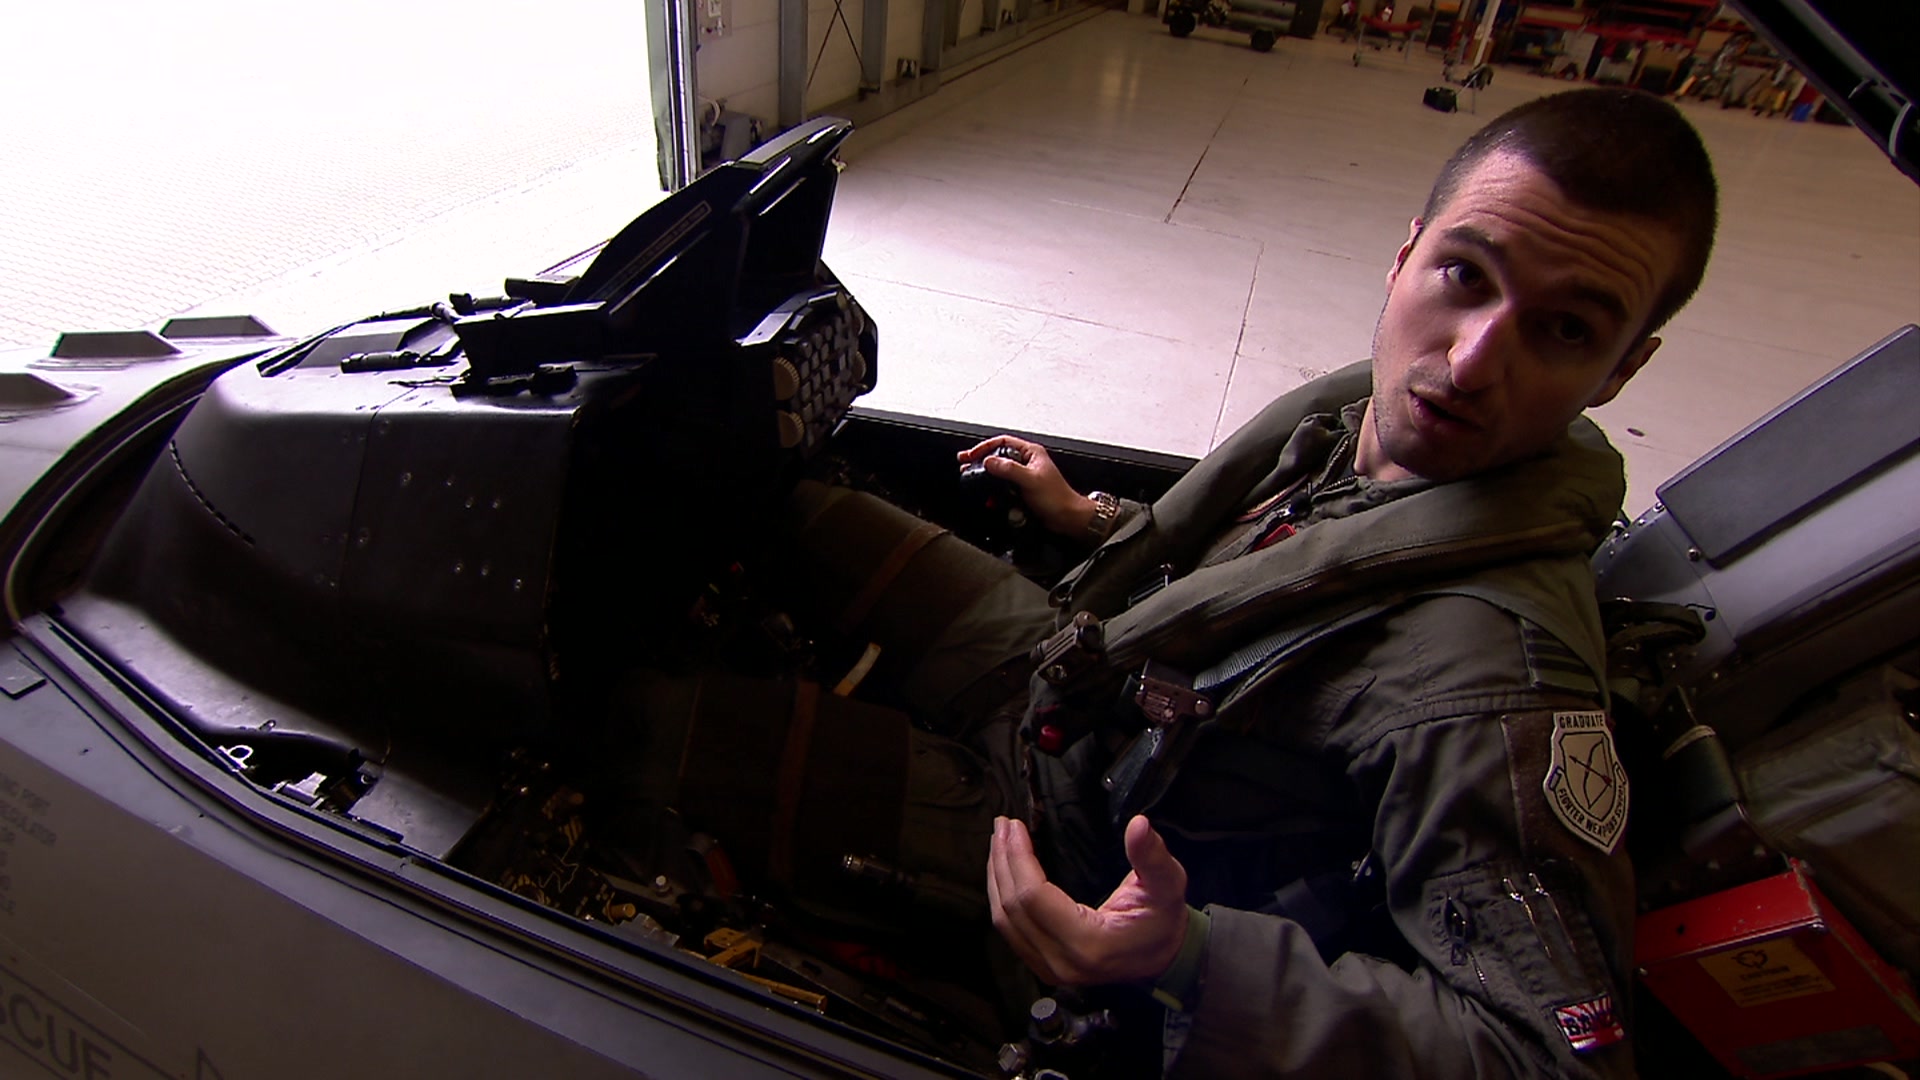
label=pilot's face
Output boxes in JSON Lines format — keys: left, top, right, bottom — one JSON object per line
{"left": 1359, "top": 150, "right": 1680, "bottom": 483}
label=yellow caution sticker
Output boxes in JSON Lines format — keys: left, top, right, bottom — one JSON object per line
{"left": 1697, "top": 937, "right": 1838, "bottom": 1007}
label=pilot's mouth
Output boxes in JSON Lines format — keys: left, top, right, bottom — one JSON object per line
{"left": 1412, "top": 391, "right": 1479, "bottom": 430}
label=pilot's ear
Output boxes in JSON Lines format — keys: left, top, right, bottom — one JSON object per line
{"left": 1589, "top": 336, "right": 1661, "bottom": 408}
{"left": 1387, "top": 218, "right": 1422, "bottom": 291}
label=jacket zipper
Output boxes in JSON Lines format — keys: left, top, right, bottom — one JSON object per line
{"left": 1445, "top": 897, "right": 1490, "bottom": 995}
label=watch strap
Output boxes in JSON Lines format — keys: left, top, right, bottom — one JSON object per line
{"left": 1085, "top": 490, "right": 1121, "bottom": 545}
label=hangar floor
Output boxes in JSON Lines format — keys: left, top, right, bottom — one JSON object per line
{"left": 4, "top": 9, "right": 1914, "bottom": 517}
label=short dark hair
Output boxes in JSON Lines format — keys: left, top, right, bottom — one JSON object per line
{"left": 1422, "top": 88, "right": 1718, "bottom": 338}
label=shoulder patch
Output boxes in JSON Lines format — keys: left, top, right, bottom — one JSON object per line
{"left": 1542, "top": 711, "right": 1629, "bottom": 854}
{"left": 1554, "top": 992, "right": 1627, "bottom": 1053}
{"left": 1520, "top": 619, "right": 1601, "bottom": 698}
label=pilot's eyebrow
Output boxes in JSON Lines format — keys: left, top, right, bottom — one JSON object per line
{"left": 1439, "top": 224, "right": 1631, "bottom": 326}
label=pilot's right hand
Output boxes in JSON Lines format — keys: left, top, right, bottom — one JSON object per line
{"left": 957, "top": 435, "right": 1097, "bottom": 539}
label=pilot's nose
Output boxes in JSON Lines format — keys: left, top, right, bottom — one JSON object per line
{"left": 1446, "top": 308, "right": 1517, "bottom": 393}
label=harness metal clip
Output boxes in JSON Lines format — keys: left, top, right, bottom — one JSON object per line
{"left": 1134, "top": 659, "right": 1213, "bottom": 725}
{"left": 1031, "top": 611, "right": 1106, "bottom": 686}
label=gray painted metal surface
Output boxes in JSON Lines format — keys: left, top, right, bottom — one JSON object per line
{"left": 923, "top": 0, "right": 947, "bottom": 71}
{"left": 864, "top": 0, "right": 888, "bottom": 89}
{"left": 1593, "top": 326, "right": 1920, "bottom": 751}
{"left": 781, "top": 0, "right": 808, "bottom": 128}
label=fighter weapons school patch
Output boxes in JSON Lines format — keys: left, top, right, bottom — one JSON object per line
{"left": 1542, "top": 711, "right": 1629, "bottom": 854}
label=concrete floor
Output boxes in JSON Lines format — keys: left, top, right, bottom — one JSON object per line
{"left": 5, "top": 9, "right": 1915, "bottom": 517}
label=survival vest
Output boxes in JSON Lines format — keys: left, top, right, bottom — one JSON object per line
{"left": 1028, "top": 361, "right": 1626, "bottom": 822}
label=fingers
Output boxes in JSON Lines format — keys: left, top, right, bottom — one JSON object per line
{"left": 1121, "top": 814, "right": 1189, "bottom": 903}
{"left": 991, "top": 816, "right": 1101, "bottom": 985}
{"left": 956, "top": 434, "right": 1039, "bottom": 466}
{"left": 989, "top": 817, "right": 1064, "bottom": 984}
{"left": 957, "top": 439, "right": 1093, "bottom": 537}
{"left": 982, "top": 451, "right": 1037, "bottom": 481}
{"left": 997, "top": 814, "right": 1054, "bottom": 896}
{"left": 989, "top": 817, "right": 1193, "bottom": 987}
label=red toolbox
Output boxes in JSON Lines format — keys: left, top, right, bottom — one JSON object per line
{"left": 1637, "top": 860, "right": 1920, "bottom": 1077}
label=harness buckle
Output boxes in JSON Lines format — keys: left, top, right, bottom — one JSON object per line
{"left": 1102, "top": 661, "right": 1215, "bottom": 823}
{"left": 1134, "top": 660, "right": 1213, "bottom": 725}
{"left": 1031, "top": 611, "right": 1106, "bottom": 686}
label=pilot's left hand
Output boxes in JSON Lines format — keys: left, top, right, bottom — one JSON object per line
{"left": 987, "top": 814, "right": 1190, "bottom": 986}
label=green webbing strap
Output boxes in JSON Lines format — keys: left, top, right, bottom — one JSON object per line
{"left": 1194, "top": 598, "right": 1391, "bottom": 698}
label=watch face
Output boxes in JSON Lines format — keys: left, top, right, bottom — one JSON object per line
{"left": 1088, "top": 492, "right": 1120, "bottom": 542}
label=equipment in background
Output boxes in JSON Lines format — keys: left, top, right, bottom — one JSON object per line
{"left": 698, "top": 99, "right": 764, "bottom": 172}
{"left": 1606, "top": 595, "right": 1920, "bottom": 1078}
{"left": 1424, "top": 52, "right": 1491, "bottom": 116}
{"left": 1637, "top": 861, "right": 1920, "bottom": 1078}
{"left": 1436, "top": 40, "right": 1493, "bottom": 111}
{"left": 1351, "top": 12, "right": 1423, "bottom": 66}
{"left": 1594, "top": 325, "right": 1920, "bottom": 756}
{"left": 1737, "top": 665, "right": 1920, "bottom": 975}
{"left": 1164, "top": 0, "right": 1298, "bottom": 52}
{"left": 1596, "top": 324, "right": 1920, "bottom": 1078}
{"left": 1324, "top": 0, "right": 1360, "bottom": 39}
{"left": 995, "top": 994, "right": 1124, "bottom": 1079}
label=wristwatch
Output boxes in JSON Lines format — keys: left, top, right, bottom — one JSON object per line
{"left": 1085, "top": 491, "right": 1121, "bottom": 545}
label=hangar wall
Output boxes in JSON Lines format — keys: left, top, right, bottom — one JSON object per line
{"left": 694, "top": 0, "right": 1081, "bottom": 142}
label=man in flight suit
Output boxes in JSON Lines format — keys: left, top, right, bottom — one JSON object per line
{"left": 685, "top": 86, "right": 1715, "bottom": 1078}
{"left": 923, "top": 87, "right": 1719, "bottom": 1078}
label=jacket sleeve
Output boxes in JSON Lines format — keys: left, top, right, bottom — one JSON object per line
{"left": 1098, "top": 496, "right": 1149, "bottom": 550}
{"left": 1167, "top": 596, "right": 1638, "bottom": 1080}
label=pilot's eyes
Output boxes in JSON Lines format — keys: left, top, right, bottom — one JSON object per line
{"left": 1441, "top": 261, "right": 1485, "bottom": 290}
{"left": 1548, "top": 314, "right": 1594, "bottom": 346}
{"left": 1435, "top": 260, "right": 1605, "bottom": 348}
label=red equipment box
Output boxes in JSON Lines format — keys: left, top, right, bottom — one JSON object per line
{"left": 1637, "top": 861, "right": 1920, "bottom": 1077}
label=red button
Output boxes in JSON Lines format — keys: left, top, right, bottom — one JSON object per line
{"left": 1036, "top": 724, "right": 1067, "bottom": 755}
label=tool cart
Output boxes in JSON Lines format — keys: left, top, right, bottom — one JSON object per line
{"left": 1164, "top": 0, "right": 1299, "bottom": 52}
